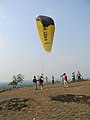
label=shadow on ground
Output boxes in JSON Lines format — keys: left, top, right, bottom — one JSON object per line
{"left": 49, "top": 94, "right": 90, "bottom": 105}
{"left": 0, "top": 98, "right": 33, "bottom": 111}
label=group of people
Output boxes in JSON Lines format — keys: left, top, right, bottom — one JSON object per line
{"left": 33, "top": 75, "right": 44, "bottom": 90}
{"left": 33, "top": 71, "right": 82, "bottom": 90}
{"left": 32, "top": 75, "right": 55, "bottom": 90}
{"left": 44, "top": 75, "right": 55, "bottom": 84}
{"left": 60, "top": 71, "right": 82, "bottom": 87}
{"left": 60, "top": 71, "right": 82, "bottom": 88}
{"left": 71, "top": 71, "right": 82, "bottom": 82}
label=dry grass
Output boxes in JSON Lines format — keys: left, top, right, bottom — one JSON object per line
{"left": 0, "top": 80, "right": 90, "bottom": 120}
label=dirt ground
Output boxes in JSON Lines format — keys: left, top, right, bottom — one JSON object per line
{"left": 0, "top": 80, "right": 90, "bottom": 120}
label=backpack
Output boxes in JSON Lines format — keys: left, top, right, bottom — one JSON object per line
{"left": 33, "top": 78, "right": 37, "bottom": 83}
{"left": 39, "top": 79, "right": 43, "bottom": 83}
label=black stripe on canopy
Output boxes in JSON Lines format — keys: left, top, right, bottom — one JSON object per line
{"left": 36, "top": 15, "right": 54, "bottom": 27}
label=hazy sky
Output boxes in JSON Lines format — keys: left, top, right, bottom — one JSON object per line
{"left": 0, "top": 0, "right": 90, "bottom": 82}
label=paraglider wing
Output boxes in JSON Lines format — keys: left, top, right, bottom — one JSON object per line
{"left": 36, "top": 15, "right": 55, "bottom": 52}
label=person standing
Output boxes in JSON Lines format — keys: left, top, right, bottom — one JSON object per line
{"left": 60, "top": 74, "right": 64, "bottom": 83}
{"left": 72, "top": 72, "right": 75, "bottom": 82}
{"left": 33, "top": 76, "right": 37, "bottom": 90}
{"left": 63, "top": 73, "right": 68, "bottom": 88}
{"left": 52, "top": 75, "right": 54, "bottom": 84}
{"left": 45, "top": 76, "right": 48, "bottom": 83}
{"left": 39, "top": 76, "right": 44, "bottom": 89}
{"left": 77, "top": 71, "right": 82, "bottom": 81}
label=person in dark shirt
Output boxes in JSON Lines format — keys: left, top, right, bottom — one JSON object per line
{"left": 77, "top": 71, "right": 82, "bottom": 81}
{"left": 72, "top": 72, "right": 75, "bottom": 82}
{"left": 52, "top": 75, "right": 54, "bottom": 84}
{"left": 33, "top": 76, "right": 37, "bottom": 90}
{"left": 39, "top": 76, "right": 44, "bottom": 89}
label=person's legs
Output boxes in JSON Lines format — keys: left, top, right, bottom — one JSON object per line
{"left": 41, "top": 84, "right": 43, "bottom": 89}
{"left": 64, "top": 81, "right": 68, "bottom": 87}
{"left": 66, "top": 81, "right": 68, "bottom": 87}
{"left": 35, "top": 82, "right": 37, "bottom": 90}
{"left": 64, "top": 81, "right": 66, "bottom": 87}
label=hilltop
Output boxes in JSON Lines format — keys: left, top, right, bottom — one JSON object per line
{"left": 0, "top": 80, "right": 90, "bottom": 120}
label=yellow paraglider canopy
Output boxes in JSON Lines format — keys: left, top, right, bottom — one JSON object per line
{"left": 36, "top": 15, "right": 55, "bottom": 52}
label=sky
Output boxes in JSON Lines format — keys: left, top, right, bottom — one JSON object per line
{"left": 0, "top": 0, "right": 90, "bottom": 82}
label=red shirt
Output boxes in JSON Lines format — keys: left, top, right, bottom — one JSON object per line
{"left": 64, "top": 75, "right": 67, "bottom": 81}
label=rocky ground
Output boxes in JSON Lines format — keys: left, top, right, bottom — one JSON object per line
{"left": 0, "top": 80, "right": 90, "bottom": 120}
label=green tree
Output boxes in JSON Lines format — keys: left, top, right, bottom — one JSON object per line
{"left": 9, "top": 74, "right": 25, "bottom": 88}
